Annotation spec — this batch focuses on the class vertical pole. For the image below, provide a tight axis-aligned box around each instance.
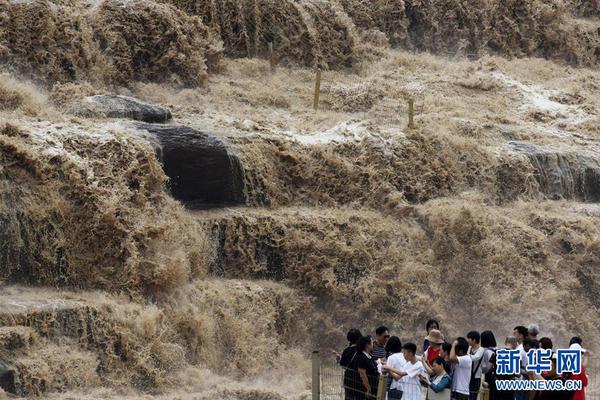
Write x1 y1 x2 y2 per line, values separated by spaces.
313 69 322 112
268 42 275 73
481 386 490 400
312 351 320 400
376 374 386 400
408 97 415 129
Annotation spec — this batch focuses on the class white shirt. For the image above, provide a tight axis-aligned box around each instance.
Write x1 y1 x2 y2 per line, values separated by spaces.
469 346 485 379
482 348 496 374
516 344 528 380
387 353 406 390
451 354 472 395
399 359 426 400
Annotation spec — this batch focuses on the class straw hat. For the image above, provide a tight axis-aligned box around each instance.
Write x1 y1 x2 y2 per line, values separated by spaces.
425 329 445 344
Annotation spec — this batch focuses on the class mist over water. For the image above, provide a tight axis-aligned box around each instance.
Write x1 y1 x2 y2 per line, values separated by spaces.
1 0 600 399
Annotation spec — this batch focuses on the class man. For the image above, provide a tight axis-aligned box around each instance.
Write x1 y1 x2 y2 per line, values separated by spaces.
373 326 390 360
467 331 485 400
450 338 472 400
440 342 452 374
513 325 529 399
527 324 540 348
384 342 426 400
513 326 528 350
527 324 539 340
516 337 536 400
539 337 553 351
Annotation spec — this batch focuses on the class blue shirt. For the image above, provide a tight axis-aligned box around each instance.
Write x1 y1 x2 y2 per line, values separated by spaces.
429 373 452 393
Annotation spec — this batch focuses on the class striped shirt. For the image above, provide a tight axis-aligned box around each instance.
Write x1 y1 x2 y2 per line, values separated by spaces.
372 343 387 360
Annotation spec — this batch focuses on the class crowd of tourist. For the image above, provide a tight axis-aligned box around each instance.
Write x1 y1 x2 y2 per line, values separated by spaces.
334 320 589 400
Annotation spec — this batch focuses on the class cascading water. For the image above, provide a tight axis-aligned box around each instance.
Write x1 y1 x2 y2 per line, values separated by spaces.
1 0 600 399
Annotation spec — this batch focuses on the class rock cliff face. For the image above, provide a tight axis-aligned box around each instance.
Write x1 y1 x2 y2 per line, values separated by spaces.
510 142 600 201
2 0 600 399
72 96 172 123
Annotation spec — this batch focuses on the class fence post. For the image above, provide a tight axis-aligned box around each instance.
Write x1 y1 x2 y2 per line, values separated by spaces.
313 69 322 112
408 97 415 129
312 351 320 400
376 374 386 400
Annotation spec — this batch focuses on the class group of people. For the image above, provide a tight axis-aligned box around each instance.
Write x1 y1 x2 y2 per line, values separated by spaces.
334 320 589 400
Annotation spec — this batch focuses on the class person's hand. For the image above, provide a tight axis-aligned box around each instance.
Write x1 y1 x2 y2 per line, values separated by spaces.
453 340 458 346
420 375 429 383
331 349 341 358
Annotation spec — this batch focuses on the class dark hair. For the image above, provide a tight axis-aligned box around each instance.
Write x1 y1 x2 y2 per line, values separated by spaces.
569 337 583 346
481 331 497 348
441 342 452 354
467 331 481 344
456 340 469 355
347 328 362 345
375 326 389 336
514 326 528 338
426 319 440 331
402 342 417 355
523 338 536 349
539 337 553 350
357 336 373 352
433 357 446 367
386 336 402 354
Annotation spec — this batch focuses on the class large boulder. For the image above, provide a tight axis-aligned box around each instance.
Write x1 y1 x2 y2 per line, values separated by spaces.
135 124 246 208
72 95 172 123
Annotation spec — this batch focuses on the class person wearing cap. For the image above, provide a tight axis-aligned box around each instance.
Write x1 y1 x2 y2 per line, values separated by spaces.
567 338 588 400
425 329 445 366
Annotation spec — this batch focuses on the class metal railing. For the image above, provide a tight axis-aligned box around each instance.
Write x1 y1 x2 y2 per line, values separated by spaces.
313 351 425 400
313 351 598 400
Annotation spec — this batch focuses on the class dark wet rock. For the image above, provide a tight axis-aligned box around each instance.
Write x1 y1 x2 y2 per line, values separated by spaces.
135 124 246 208
73 95 172 123
510 142 600 201
0 361 17 395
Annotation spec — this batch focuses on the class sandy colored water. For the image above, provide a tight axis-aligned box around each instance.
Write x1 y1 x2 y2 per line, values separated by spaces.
2 0 600 398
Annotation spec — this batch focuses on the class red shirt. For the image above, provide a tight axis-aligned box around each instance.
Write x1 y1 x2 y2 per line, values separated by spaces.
569 365 587 400
426 346 440 365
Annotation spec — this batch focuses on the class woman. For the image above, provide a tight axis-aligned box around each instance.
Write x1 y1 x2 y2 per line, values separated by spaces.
480 331 498 400
423 319 440 352
420 357 452 400
339 328 362 400
385 336 405 400
349 335 379 400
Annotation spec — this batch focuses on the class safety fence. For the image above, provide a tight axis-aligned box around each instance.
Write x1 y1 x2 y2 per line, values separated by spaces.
313 351 428 400
312 351 599 400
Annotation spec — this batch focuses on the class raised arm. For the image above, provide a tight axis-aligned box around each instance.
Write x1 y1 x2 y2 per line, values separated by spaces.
450 341 459 364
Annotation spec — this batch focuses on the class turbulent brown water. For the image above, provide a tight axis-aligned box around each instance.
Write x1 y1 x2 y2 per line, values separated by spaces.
2 0 600 399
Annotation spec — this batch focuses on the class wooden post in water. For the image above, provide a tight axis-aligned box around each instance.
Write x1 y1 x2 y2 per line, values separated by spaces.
312 351 320 400
268 42 275 72
313 69 322 112
376 374 386 400
408 97 415 129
